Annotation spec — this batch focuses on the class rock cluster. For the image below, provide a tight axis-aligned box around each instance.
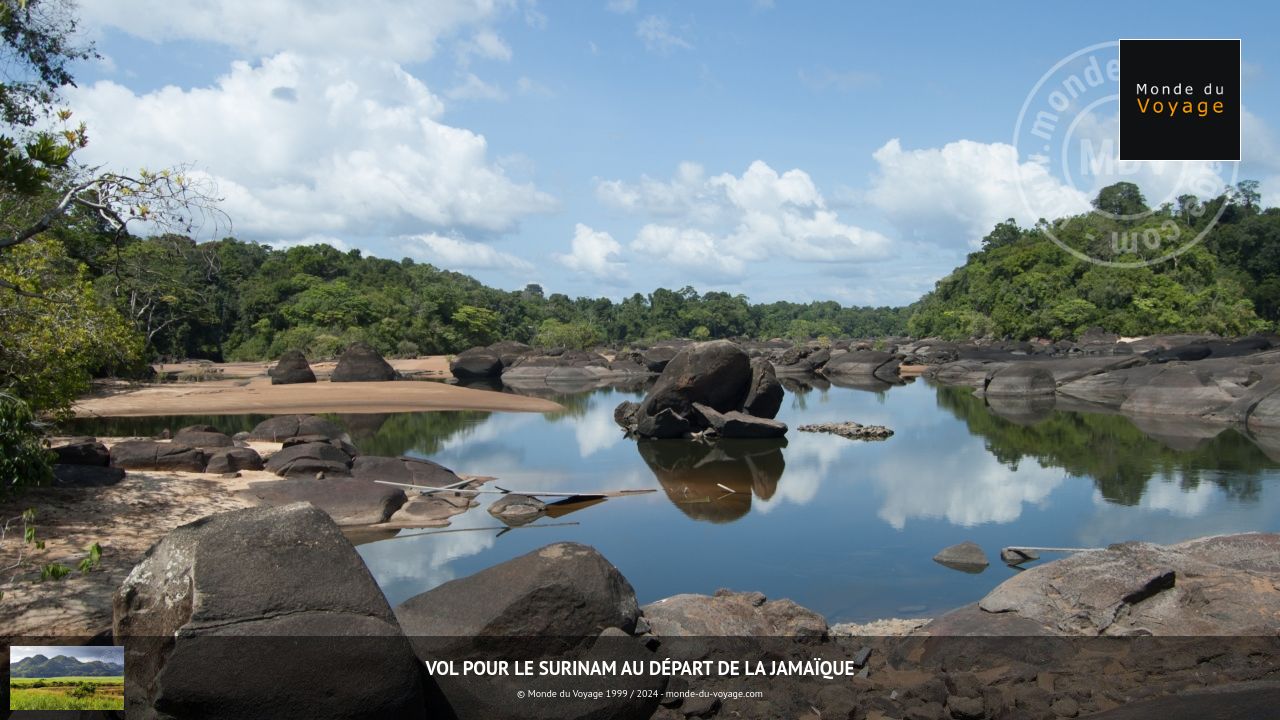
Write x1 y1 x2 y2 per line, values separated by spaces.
615 340 787 439
797 421 894 441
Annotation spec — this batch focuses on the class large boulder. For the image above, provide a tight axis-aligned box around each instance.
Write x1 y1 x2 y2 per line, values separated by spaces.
641 345 678 373
974 533 1280 636
350 455 463 488
173 426 235 448
450 346 503 380
52 464 126 487
241 478 407 525
488 340 532 368
643 340 752 418
264 441 355 478
821 350 900 381
396 542 640 659
51 437 110 466
1120 366 1237 418
112 503 425 718
268 349 317 385
247 415 346 442
331 342 399 382
693 403 787 439
204 447 264 474
742 358 784 419
110 441 209 472
641 589 827 637
983 364 1056 397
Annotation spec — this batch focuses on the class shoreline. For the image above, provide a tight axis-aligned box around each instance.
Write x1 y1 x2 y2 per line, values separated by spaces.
72 356 564 418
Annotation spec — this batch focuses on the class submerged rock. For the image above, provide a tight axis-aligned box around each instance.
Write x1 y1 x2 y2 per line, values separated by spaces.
933 541 989 574
113 503 425 719
487 493 547 525
797 422 893 441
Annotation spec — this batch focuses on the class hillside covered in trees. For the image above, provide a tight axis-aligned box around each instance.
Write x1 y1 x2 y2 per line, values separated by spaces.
908 181 1278 341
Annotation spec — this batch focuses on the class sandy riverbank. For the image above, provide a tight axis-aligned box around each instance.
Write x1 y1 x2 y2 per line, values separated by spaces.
74 357 562 417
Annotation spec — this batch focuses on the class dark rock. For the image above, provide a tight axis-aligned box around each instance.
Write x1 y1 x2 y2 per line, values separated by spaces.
52 464 126 487
110 441 209 472
51 438 110 466
450 346 503 379
639 439 786 523
641 340 752 420
113 503 424 718
350 455 462 488
614 400 641 431
933 541 989 573
487 493 547 525
264 441 355 477
247 415 346 442
331 342 398 382
242 478 407 525
636 407 694 439
984 363 1056 397
947 694 985 720
641 589 827 637
681 694 720 718
268 349 317 385
172 428 235 448
643 346 679 373
1120 366 1236 417
205 447 264 474
1080 681 1280 720
488 340 532 368
693 403 787 439
1153 342 1214 363
742 358 784 419
396 542 640 659
822 350 900 380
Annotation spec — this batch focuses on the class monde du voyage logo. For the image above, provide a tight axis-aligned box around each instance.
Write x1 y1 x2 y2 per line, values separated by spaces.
1120 39 1241 162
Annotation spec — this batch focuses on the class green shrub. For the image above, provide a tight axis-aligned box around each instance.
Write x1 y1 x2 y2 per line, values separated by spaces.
0 394 53 497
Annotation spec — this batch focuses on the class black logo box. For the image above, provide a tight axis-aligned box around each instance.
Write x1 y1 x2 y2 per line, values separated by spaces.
1119 38 1241 161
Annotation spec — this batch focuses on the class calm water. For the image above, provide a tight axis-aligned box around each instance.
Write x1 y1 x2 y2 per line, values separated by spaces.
69 380 1280 623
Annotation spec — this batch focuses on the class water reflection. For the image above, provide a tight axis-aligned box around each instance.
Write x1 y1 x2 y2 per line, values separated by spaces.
637 439 787 523
67 378 1280 621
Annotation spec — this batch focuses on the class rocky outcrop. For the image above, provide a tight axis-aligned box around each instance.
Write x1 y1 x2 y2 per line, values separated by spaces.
331 342 399 382
797 422 893 440
821 350 902 384
264 440 356 478
349 455 462 488
742 358 784 419
1120 366 1238 417
617 340 785 439
268 349 317 385
113 503 425 718
241 477 407 525
173 425 235 448
984 363 1056 397
247 414 346 442
204 447 264 474
929 533 1280 636
109 441 209 472
50 437 110 466
642 589 828 637
450 346 503 380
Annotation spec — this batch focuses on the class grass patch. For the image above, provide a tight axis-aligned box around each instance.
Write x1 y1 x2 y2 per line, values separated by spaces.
10 677 124 711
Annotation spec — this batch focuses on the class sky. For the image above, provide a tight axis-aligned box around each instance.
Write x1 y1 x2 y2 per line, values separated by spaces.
61 1 1280 307
10 645 123 664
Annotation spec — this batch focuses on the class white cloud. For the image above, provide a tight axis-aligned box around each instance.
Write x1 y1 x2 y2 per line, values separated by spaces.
80 0 512 63
636 15 692 54
606 0 638 13
456 28 513 65
405 233 534 273
867 138 1091 248
600 160 892 279
556 224 625 277
447 72 508 101
68 53 555 242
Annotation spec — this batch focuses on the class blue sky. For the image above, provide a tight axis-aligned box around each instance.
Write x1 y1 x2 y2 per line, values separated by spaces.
66 2 1280 306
